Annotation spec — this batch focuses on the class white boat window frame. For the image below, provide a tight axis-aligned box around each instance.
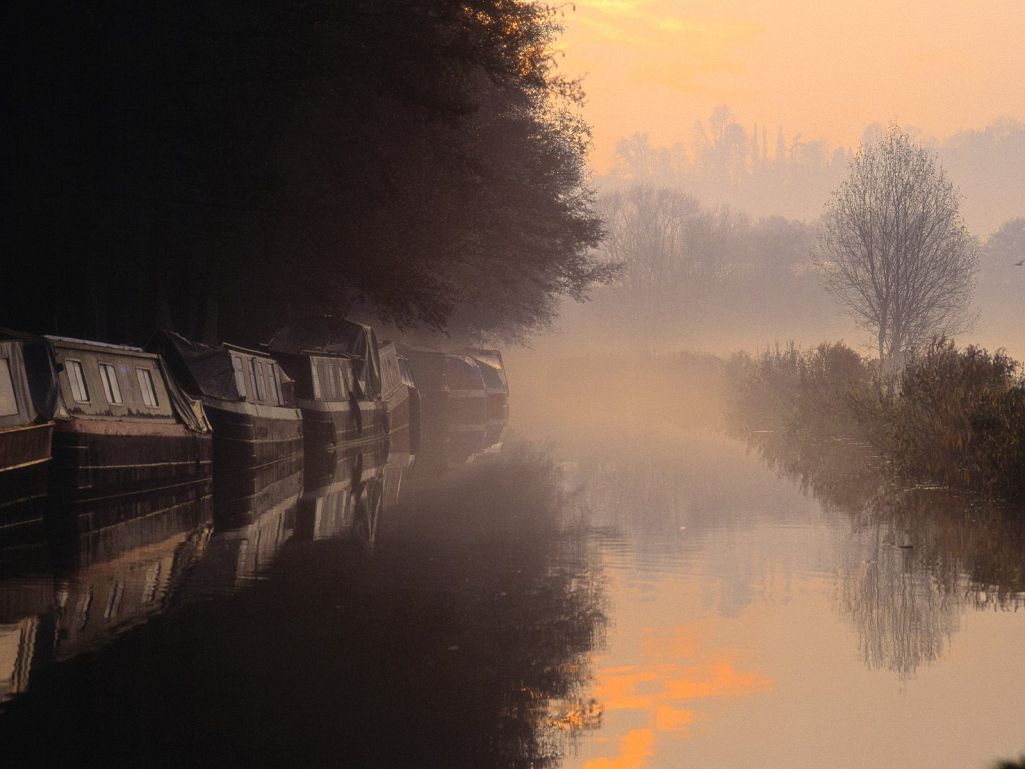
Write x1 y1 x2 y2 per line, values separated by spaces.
136 367 159 408
250 357 264 401
231 353 248 399
267 361 282 405
98 362 123 405
311 359 323 400
66 358 90 403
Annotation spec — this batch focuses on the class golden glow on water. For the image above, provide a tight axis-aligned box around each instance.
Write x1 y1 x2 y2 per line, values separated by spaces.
584 626 772 768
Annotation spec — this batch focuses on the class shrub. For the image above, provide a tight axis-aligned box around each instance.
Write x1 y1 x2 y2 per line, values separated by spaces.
887 340 1025 498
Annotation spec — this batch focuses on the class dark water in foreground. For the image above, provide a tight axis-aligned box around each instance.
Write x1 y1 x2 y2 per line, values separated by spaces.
2 400 1024 768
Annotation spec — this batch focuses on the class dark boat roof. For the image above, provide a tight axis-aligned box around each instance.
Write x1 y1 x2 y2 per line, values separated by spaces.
267 316 374 355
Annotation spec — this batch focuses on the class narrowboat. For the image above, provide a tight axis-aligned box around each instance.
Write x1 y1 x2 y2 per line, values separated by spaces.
268 317 396 451
270 348 384 468
0 331 56 538
46 336 212 502
460 348 509 421
403 349 489 428
151 331 303 477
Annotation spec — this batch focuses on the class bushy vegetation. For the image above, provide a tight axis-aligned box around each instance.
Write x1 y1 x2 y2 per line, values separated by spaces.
726 340 1025 504
888 341 1025 499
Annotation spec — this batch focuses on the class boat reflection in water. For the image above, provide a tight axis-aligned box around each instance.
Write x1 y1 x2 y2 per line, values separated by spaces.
414 403 507 475
0 361 514 724
0 485 212 704
297 440 387 547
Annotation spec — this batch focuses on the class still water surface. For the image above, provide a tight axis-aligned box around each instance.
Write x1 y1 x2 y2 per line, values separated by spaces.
1 390 1023 768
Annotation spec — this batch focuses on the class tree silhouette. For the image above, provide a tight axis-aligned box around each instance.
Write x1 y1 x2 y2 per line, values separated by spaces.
819 125 977 372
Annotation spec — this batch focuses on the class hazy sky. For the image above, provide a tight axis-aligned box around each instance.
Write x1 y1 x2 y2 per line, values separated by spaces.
556 0 1025 172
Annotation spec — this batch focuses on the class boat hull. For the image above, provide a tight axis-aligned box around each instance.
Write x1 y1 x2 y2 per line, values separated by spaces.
51 419 211 503
299 399 385 455
204 400 303 474
0 422 53 540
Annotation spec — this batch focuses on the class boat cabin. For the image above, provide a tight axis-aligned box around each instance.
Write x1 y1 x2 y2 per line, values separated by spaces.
44 336 212 501
403 349 488 427
271 347 385 463
49 337 188 422
149 331 303 476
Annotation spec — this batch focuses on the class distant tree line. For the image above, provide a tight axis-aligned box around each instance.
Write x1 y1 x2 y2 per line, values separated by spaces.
565 181 1018 354
563 184 837 348
3 1 610 345
608 108 1025 238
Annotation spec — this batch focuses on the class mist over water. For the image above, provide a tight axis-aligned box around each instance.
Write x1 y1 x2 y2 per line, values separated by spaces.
2 355 1024 768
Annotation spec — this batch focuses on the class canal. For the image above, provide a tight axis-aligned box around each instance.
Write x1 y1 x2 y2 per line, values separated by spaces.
1 369 1024 768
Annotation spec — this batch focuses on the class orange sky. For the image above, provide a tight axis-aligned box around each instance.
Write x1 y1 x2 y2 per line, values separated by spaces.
554 0 1025 172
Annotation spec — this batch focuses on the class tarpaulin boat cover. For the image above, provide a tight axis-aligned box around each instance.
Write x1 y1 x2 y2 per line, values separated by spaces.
157 356 212 434
0 328 60 424
268 317 382 400
148 330 241 403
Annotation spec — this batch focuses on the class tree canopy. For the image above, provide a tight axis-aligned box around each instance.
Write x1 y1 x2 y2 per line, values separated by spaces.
3 1 609 344
819 125 977 372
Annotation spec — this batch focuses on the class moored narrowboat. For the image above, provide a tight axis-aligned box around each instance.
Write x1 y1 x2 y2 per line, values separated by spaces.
404 349 489 428
46 336 212 502
271 348 383 466
0 331 56 538
268 317 397 449
151 331 303 477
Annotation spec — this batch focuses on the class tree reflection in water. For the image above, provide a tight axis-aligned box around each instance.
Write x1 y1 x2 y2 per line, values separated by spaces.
741 426 1025 677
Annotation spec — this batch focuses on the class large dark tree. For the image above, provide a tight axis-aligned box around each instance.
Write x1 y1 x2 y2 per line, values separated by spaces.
2 1 608 344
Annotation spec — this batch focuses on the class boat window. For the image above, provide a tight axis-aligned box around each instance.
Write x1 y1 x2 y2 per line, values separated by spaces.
332 362 346 399
251 358 264 400
231 353 248 398
311 360 323 400
399 358 416 389
0 357 18 416
67 359 90 402
446 357 483 390
268 362 282 405
476 363 504 389
99 363 123 405
317 363 330 401
136 367 159 407
345 364 357 398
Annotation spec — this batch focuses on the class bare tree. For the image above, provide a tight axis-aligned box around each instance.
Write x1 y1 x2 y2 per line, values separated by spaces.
820 125 977 372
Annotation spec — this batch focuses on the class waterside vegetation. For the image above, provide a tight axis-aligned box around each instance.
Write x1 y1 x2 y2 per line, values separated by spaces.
727 339 1025 504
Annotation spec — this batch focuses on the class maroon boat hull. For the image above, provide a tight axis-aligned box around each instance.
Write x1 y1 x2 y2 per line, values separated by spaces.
51 419 212 502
